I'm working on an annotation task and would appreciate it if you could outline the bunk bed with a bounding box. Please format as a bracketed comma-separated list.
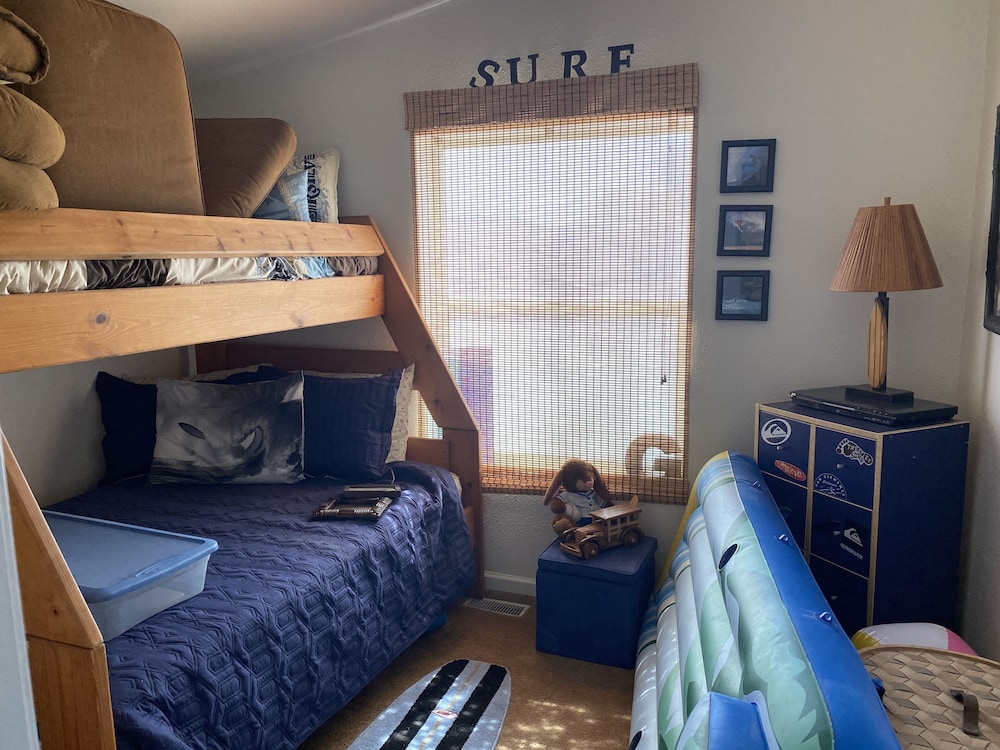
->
[0, 208, 485, 749]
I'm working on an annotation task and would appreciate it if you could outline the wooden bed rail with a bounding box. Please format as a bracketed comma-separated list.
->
[0, 276, 385, 374]
[0, 207, 384, 260]
[3, 434, 115, 749]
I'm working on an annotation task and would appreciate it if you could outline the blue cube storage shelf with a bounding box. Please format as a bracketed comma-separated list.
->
[536, 535, 657, 669]
[755, 401, 969, 636]
[43, 510, 218, 641]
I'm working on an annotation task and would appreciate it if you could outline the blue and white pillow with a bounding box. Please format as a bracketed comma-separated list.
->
[289, 148, 340, 224]
[252, 168, 311, 222]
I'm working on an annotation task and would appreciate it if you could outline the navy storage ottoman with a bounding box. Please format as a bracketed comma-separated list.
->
[535, 535, 657, 668]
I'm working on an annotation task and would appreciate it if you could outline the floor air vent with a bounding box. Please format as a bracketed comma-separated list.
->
[462, 597, 530, 617]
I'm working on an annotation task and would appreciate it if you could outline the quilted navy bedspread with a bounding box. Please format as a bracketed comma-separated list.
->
[49, 461, 475, 750]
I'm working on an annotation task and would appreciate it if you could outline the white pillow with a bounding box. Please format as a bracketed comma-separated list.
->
[289, 147, 340, 224]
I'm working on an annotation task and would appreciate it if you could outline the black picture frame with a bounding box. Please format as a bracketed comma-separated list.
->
[985, 105, 1000, 334]
[720, 139, 776, 193]
[716, 270, 770, 321]
[717, 205, 773, 256]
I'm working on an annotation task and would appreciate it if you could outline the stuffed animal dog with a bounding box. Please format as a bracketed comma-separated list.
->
[543, 459, 612, 535]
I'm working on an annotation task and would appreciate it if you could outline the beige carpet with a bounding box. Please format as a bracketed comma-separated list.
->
[300, 594, 635, 749]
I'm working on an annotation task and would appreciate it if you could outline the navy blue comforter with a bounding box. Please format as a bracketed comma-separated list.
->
[50, 462, 475, 750]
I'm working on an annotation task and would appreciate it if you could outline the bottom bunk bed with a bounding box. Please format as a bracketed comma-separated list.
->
[5, 345, 480, 749]
[47, 462, 474, 750]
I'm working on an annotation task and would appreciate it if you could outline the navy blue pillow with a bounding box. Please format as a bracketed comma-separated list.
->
[303, 369, 402, 480]
[95, 366, 290, 483]
[95, 372, 157, 484]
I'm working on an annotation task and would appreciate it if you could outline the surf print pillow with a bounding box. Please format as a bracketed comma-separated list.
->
[95, 365, 290, 483]
[288, 148, 339, 223]
[150, 372, 304, 484]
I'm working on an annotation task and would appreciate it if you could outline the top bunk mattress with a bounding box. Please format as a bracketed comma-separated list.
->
[0, 254, 378, 294]
[47, 461, 475, 750]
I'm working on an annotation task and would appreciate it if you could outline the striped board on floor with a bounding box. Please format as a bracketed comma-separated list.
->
[348, 659, 511, 750]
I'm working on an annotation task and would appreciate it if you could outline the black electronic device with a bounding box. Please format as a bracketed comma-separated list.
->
[790, 385, 958, 427]
[341, 484, 402, 499]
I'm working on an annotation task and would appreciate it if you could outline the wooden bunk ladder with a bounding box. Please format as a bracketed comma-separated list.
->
[3, 434, 115, 750]
[360, 217, 485, 597]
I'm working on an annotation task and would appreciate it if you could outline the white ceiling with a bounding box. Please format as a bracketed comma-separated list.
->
[113, 0, 447, 83]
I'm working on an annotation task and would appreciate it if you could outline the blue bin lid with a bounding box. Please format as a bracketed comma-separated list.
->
[538, 535, 656, 582]
[43, 511, 218, 603]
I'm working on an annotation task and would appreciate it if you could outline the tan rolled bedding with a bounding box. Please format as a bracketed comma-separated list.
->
[0, 155, 58, 209]
[0, 84, 65, 166]
[0, 4, 48, 84]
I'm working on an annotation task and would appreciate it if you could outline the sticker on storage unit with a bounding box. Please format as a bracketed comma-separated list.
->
[774, 460, 806, 482]
[760, 418, 792, 446]
[839, 540, 864, 561]
[843, 526, 864, 547]
[836, 437, 873, 466]
[814, 473, 848, 500]
[838, 522, 868, 561]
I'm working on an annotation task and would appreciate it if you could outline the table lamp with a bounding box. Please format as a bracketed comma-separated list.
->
[829, 197, 942, 406]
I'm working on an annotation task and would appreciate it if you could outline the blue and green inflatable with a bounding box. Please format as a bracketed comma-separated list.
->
[629, 452, 900, 750]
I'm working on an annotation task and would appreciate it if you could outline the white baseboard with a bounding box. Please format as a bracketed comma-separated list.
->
[483, 570, 536, 598]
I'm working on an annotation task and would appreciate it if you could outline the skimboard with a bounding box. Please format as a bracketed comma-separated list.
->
[348, 659, 510, 750]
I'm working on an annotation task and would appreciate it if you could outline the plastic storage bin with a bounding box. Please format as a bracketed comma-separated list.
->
[43, 511, 218, 641]
[536, 535, 656, 668]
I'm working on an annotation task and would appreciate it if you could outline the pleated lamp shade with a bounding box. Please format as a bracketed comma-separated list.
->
[830, 197, 942, 398]
[831, 197, 942, 293]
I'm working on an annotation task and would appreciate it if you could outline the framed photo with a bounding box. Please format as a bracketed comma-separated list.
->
[716, 270, 770, 321]
[717, 205, 773, 256]
[720, 139, 776, 193]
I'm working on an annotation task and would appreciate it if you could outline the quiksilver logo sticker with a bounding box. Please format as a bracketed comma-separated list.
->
[761, 418, 791, 446]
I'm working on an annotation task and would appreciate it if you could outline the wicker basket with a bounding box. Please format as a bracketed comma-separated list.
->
[861, 645, 1000, 748]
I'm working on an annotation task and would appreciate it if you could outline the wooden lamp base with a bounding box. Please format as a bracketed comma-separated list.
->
[852, 291, 914, 406]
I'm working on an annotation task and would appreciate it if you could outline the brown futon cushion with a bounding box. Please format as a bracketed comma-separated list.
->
[0, 4, 48, 84]
[0, 85, 65, 167]
[195, 117, 298, 218]
[5, 0, 205, 214]
[0, 156, 58, 209]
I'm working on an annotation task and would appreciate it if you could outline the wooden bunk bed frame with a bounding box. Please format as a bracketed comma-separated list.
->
[0, 209, 484, 749]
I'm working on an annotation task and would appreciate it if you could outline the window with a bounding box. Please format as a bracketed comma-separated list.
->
[406, 64, 698, 503]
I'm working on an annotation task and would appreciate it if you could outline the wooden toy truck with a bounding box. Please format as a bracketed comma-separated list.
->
[559, 496, 643, 559]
